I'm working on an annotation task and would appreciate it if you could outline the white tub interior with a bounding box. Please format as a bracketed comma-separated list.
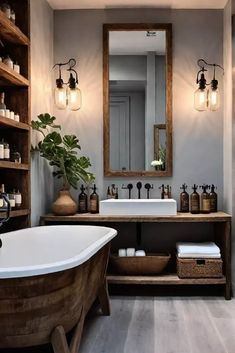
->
[0, 225, 117, 279]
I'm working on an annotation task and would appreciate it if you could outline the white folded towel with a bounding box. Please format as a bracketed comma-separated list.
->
[178, 253, 221, 259]
[176, 242, 220, 255]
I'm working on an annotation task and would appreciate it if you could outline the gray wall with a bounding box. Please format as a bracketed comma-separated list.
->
[30, 0, 54, 226]
[54, 9, 223, 205]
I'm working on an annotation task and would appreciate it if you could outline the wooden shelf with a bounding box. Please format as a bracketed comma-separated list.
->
[40, 211, 232, 224]
[107, 274, 226, 285]
[0, 115, 29, 130]
[0, 10, 29, 45]
[0, 209, 29, 218]
[0, 161, 29, 170]
[0, 62, 29, 86]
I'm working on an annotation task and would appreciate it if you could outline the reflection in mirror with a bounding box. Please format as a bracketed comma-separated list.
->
[103, 24, 172, 176]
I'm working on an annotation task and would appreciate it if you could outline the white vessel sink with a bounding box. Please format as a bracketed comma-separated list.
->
[99, 199, 177, 216]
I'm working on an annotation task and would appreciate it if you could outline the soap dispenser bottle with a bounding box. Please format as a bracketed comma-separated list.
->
[209, 184, 217, 212]
[159, 184, 165, 199]
[90, 184, 99, 214]
[78, 184, 87, 213]
[180, 183, 189, 212]
[190, 184, 200, 214]
[200, 184, 211, 214]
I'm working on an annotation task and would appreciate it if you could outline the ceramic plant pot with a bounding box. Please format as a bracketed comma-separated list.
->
[52, 190, 77, 216]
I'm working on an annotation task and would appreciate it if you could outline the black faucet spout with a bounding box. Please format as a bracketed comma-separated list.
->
[136, 182, 142, 199]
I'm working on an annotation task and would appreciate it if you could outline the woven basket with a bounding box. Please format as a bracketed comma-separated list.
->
[177, 256, 223, 278]
[110, 253, 171, 275]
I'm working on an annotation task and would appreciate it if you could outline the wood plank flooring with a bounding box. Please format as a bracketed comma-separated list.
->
[1, 297, 235, 353]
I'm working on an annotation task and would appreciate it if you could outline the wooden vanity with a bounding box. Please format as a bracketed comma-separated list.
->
[40, 212, 232, 299]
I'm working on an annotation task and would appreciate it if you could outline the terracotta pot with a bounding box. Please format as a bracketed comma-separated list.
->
[52, 190, 77, 216]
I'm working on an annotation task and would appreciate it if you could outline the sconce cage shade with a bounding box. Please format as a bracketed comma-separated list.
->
[67, 87, 82, 111]
[194, 88, 207, 111]
[54, 86, 67, 110]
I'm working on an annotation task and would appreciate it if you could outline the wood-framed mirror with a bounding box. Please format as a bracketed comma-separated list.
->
[103, 23, 172, 177]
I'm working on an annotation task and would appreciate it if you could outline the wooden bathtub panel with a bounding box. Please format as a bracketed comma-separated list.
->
[0, 245, 110, 348]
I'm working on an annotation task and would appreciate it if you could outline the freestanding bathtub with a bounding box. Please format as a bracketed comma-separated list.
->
[0, 225, 117, 353]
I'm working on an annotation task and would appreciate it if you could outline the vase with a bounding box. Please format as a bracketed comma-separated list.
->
[52, 190, 77, 216]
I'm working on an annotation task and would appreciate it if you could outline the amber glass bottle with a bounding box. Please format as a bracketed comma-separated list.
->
[190, 184, 200, 214]
[200, 184, 211, 214]
[209, 184, 217, 213]
[78, 184, 87, 213]
[180, 183, 189, 212]
[90, 184, 99, 214]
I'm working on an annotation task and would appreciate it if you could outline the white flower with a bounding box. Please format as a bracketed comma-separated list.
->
[151, 159, 163, 167]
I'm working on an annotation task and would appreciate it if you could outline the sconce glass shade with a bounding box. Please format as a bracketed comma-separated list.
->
[194, 88, 207, 111]
[208, 87, 220, 111]
[54, 86, 67, 110]
[67, 87, 82, 111]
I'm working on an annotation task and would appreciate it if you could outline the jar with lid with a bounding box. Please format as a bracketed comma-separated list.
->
[3, 55, 13, 69]
[1, 2, 11, 19]
[8, 192, 16, 208]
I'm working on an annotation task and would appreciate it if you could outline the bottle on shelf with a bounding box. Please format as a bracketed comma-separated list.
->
[0, 139, 4, 159]
[15, 190, 22, 209]
[0, 184, 7, 210]
[8, 190, 16, 208]
[3, 139, 10, 160]
[190, 184, 200, 214]
[200, 184, 211, 214]
[180, 183, 189, 212]
[209, 184, 218, 213]
[0, 92, 6, 111]
[11, 146, 21, 163]
[3, 55, 13, 69]
[90, 184, 99, 214]
[78, 184, 87, 213]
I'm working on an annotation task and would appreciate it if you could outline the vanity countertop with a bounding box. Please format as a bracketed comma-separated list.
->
[40, 211, 231, 224]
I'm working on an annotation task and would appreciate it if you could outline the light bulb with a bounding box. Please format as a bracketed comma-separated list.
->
[67, 87, 82, 111]
[208, 79, 220, 111]
[54, 77, 67, 110]
[194, 88, 207, 111]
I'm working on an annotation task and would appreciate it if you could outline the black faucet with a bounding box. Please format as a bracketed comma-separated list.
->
[144, 183, 154, 199]
[136, 182, 142, 199]
[122, 183, 133, 199]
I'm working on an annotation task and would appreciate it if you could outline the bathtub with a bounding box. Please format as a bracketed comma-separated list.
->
[0, 225, 117, 353]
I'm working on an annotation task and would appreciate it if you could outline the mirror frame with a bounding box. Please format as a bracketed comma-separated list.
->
[103, 23, 172, 177]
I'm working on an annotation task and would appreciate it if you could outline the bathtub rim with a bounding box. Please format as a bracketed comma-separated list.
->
[0, 225, 117, 279]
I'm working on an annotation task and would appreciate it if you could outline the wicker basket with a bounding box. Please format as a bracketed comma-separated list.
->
[177, 256, 223, 278]
[110, 253, 171, 275]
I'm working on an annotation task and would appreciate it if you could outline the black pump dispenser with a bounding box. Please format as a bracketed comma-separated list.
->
[190, 184, 200, 214]
[209, 184, 217, 212]
[90, 184, 99, 214]
[78, 184, 87, 213]
[200, 184, 210, 214]
[180, 183, 189, 212]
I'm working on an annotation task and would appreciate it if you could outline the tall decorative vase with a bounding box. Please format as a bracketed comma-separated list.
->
[52, 190, 77, 216]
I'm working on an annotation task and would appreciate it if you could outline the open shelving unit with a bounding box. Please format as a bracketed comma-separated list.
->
[0, 0, 30, 231]
[40, 212, 232, 299]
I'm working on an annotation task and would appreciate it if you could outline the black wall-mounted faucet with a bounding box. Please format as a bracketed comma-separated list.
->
[144, 183, 154, 199]
[136, 182, 142, 199]
[122, 183, 133, 199]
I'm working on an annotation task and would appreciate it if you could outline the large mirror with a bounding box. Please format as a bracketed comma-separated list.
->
[103, 23, 172, 177]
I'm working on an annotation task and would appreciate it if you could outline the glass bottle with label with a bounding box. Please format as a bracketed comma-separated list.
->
[15, 190, 22, 209]
[90, 184, 99, 214]
[0, 184, 7, 210]
[190, 184, 200, 214]
[0, 92, 6, 110]
[78, 184, 87, 213]
[4, 140, 10, 160]
[209, 184, 217, 213]
[180, 183, 189, 212]
[200, 184, 211, 214]
[0, 139, 4, 160]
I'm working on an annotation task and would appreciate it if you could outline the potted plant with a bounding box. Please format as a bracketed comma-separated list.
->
[31, 113, 95, 215]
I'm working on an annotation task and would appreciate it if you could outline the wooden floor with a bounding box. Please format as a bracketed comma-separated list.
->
[2, 296, 235, 353]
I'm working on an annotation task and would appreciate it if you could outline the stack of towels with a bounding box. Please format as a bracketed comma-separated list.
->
[176, 242, 221, 258]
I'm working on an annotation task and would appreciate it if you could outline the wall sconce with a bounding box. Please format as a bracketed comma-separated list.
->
[53, 58, 81, 111]
[194, 59, 224, 112]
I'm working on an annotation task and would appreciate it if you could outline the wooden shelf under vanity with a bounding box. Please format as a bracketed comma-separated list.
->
[40, 211, 232, 299]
